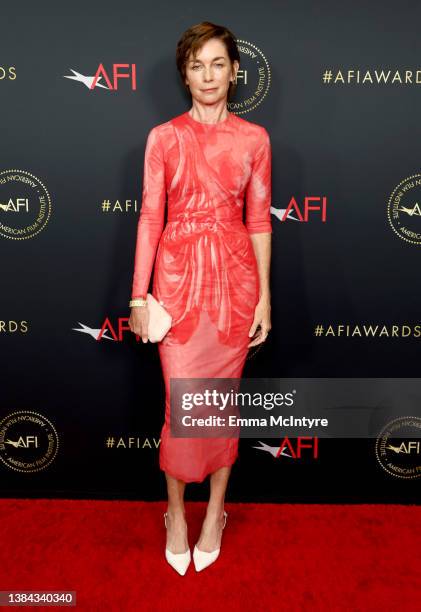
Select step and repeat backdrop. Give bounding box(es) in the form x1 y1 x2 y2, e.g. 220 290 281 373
1 1 421 502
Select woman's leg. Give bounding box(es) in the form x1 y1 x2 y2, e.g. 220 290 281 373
165 472 189 554
196 465 231 552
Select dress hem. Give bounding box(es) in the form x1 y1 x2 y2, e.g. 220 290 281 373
159 456 238 483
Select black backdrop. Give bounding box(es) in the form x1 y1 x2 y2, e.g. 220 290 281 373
1 0 420 503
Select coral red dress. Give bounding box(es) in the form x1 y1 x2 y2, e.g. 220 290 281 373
131 110 272 482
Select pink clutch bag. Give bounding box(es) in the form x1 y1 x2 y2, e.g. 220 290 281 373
146 293 172 342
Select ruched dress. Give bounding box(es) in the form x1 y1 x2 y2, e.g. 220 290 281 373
131 110 272 482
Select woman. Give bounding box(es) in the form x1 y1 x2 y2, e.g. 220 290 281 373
129 21 272 575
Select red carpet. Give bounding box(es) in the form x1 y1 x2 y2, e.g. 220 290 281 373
0 499 420 611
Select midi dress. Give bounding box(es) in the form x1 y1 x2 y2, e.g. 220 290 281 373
131 110 272 483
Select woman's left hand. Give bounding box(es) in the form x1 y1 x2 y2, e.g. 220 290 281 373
248 294 271 347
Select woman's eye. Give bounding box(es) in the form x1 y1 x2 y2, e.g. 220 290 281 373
191 64 224 70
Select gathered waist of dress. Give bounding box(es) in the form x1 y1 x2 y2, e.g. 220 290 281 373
167 208 243 224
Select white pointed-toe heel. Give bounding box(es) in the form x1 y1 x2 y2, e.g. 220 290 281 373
193 510 228 572
163 512 191 576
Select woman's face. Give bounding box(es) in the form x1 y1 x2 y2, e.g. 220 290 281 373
185 37 239 105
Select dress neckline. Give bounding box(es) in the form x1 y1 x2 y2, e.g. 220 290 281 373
184 110 232 127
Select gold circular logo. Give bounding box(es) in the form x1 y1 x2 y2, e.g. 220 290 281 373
0 169 52 240
387 173 421 245
229 39 271 115
375 416 421 479
0 410 59 472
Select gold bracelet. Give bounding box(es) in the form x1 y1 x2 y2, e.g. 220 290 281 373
129 298 148 307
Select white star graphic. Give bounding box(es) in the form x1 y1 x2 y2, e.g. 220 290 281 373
63 69 109 89
252 440 293 458
72 322 115 341
270 205 300 222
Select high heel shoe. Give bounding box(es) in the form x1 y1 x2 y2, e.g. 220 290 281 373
163 512 191 576
193 510 228 572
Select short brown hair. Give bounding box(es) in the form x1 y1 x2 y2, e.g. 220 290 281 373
176 21 240 101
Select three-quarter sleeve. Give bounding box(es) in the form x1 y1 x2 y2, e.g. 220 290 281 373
245 128 273 234
131 127 166 299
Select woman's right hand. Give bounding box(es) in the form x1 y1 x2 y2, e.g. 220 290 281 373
129 306 149 343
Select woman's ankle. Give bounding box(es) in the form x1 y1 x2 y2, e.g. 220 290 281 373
166 507 187 521
205 504 225 521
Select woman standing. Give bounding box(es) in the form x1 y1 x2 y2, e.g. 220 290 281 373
129 21 272 574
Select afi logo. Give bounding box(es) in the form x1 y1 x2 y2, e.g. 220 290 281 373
276 436 319 458
5 436 38 449
272 197 327 222
387 441 420 455
0 198 29 212
98 317 134 340
73 318 137 341
254 437 319 459
64 64 137 90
